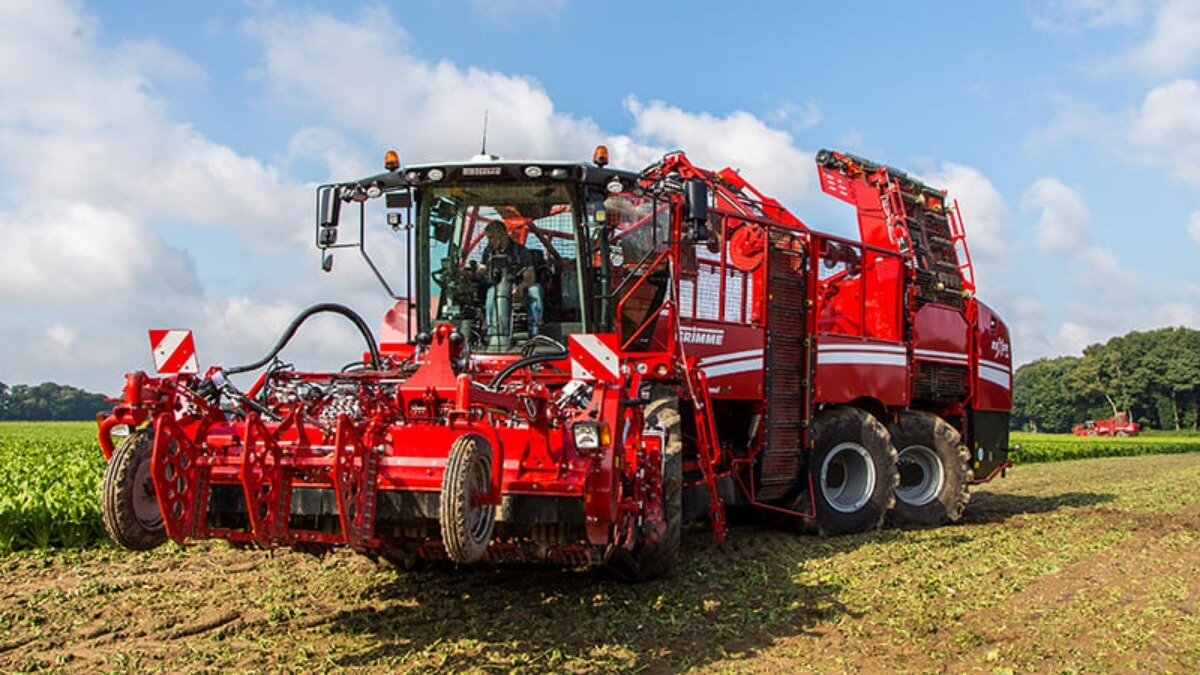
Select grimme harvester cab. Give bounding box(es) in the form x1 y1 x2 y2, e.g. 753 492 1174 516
98 145 1013 579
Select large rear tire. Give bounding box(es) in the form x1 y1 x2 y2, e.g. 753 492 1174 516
887 411 971 527
606 388 682 581
101 429 167 550
809 407 897 536
439 434 496 565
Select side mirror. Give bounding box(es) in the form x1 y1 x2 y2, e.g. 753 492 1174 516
321 251 334 273
316 184 342 250
684 178 709 242
317 185 342 228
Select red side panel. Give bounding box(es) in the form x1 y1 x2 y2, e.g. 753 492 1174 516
973 300 1012 411
813 336 908 406
912 305 969 362
680 320 765 400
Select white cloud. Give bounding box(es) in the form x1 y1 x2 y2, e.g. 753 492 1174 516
925 163 1010 259
0 203 199 306
922 162 1011 298
623 97 815 203
768 100 823 131
1022 177 1089 254
245 8 604 163
46 324 77 352
1131 79 1200 186
1190 211 1200 245
1077 246 1137 291
1124 0 1200 76
1055 321 1105 356
110 38 208 85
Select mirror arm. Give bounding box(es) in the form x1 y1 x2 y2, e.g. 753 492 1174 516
354 200 401 300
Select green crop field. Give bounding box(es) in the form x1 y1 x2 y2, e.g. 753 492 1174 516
0 422 106 553
1010 431 1200 463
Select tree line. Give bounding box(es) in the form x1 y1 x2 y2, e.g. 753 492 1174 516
0 381 110 421
1013 327 1200 433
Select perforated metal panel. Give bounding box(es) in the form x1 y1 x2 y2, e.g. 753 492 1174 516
758 231 811 502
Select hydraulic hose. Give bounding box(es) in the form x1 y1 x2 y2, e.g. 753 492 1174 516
488 351 567 390
227 302 381 375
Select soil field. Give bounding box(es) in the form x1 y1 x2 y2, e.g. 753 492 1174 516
2 453 1199 672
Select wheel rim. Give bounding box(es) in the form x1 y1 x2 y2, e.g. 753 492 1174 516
895 444 944 507
465 455 494 544
820 442 876 513
132 454 163 530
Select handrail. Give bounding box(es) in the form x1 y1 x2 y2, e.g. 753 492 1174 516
614 247 674 351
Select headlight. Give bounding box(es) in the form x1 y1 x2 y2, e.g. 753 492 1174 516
573 423 603 449
426 168 445 181
110 424 131 437
573 423 600 449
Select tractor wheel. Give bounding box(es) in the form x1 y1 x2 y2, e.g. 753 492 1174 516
101 429 167 550
809 407 898 536
1115 430 1129 438
439 434 496 565
606 387 682 581
886 411 971 527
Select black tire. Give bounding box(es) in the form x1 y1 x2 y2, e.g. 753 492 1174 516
887 411 971 527
439 434 496 564
101 430 168 551
888 410 969 526
606 387 682 581
809 407 898 536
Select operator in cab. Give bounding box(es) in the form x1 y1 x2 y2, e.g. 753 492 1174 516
477 220 544 337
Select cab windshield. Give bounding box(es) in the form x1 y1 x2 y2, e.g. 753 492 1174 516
416 182 584 352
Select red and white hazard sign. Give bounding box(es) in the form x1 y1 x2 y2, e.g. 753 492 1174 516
568 334 620 381
148 329 199 375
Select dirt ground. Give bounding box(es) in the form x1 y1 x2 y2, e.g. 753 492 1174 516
3 452 1200 673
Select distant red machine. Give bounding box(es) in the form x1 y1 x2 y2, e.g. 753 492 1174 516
1073 412 1139 437
96 145 1013 579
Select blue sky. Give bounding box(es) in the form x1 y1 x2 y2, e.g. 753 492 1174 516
1 0 1198 393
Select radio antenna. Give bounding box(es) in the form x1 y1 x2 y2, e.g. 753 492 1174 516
480 109 489 155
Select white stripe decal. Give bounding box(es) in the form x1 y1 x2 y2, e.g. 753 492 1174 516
572 334 619 379
698 349 763 366
914 348 969 362
703 357 764 378
818 343 907 354
979 366 1011 389
980 359 1011 373
817 353 908 367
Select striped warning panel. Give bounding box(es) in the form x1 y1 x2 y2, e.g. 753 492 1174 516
568 334 620 381
148 329 199 375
